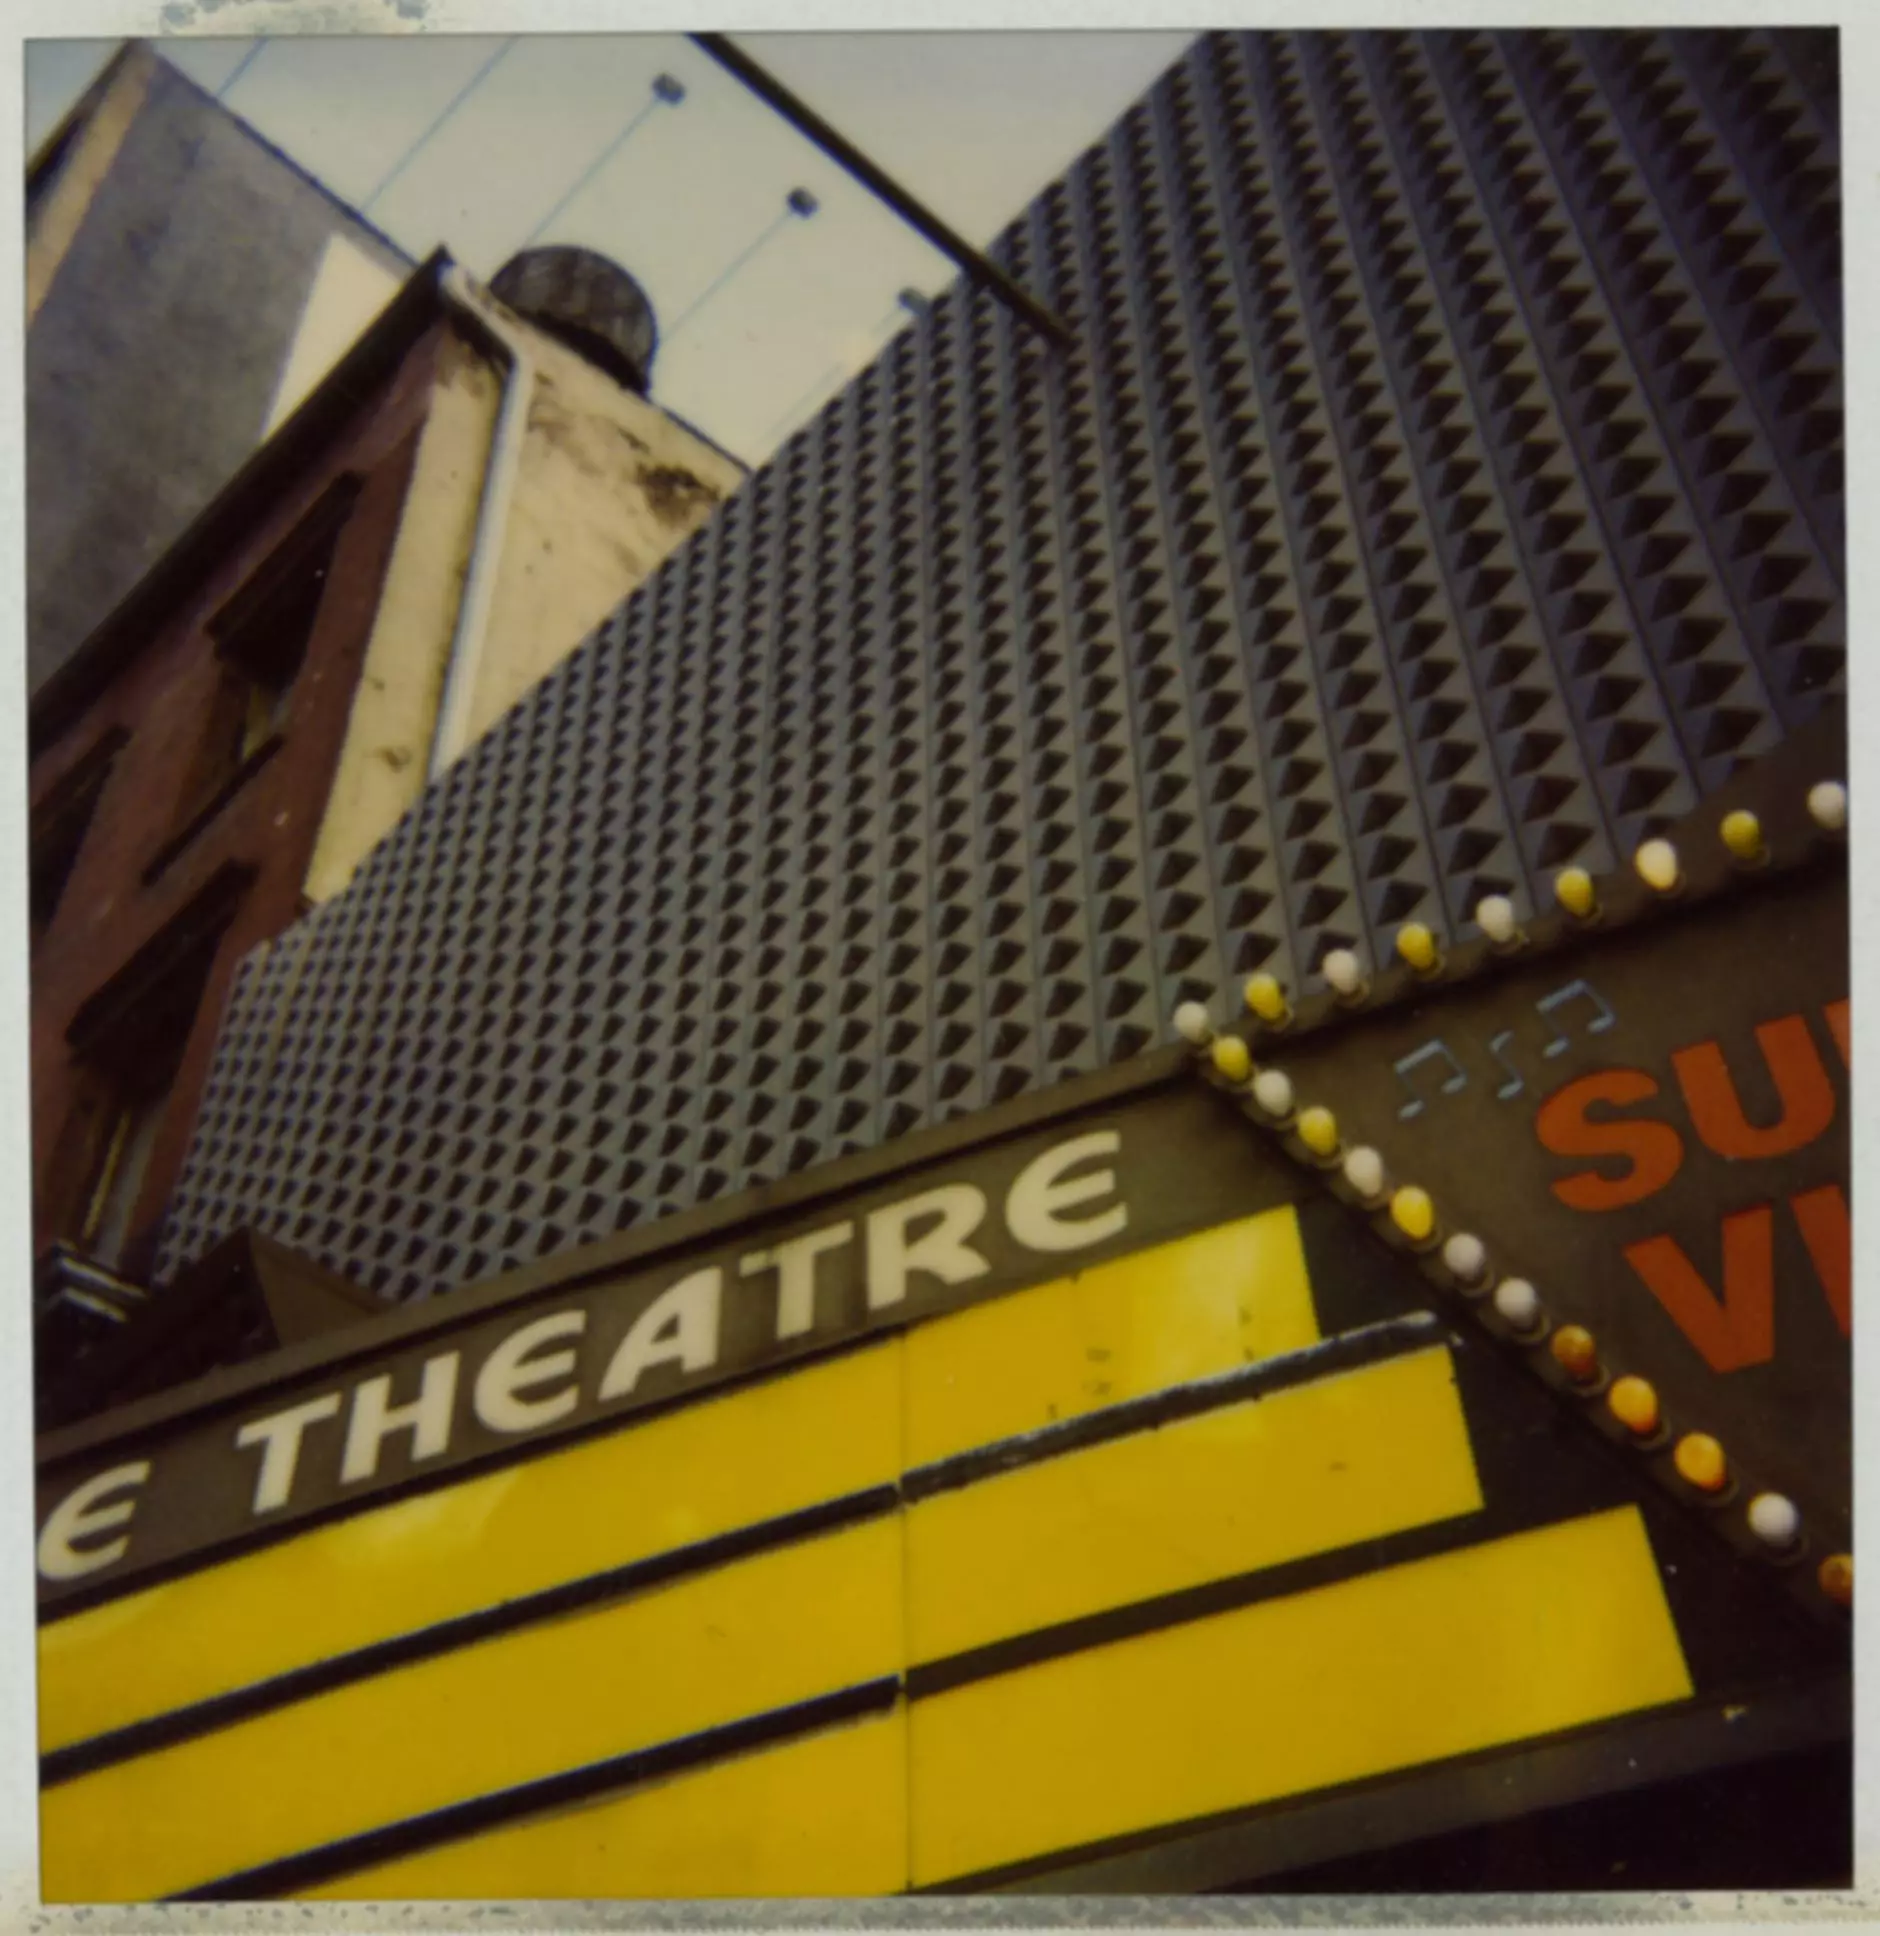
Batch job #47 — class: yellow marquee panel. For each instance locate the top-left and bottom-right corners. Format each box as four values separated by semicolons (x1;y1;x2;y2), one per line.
301;1707;910;1901
902;1206;1318;1469
41;1516;904;1903
906;1344;1481;1666
906;1506;1692;1886
38;1339;903;1758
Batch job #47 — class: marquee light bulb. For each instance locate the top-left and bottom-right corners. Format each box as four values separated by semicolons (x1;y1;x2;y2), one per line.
1210;1035;1252;1084
1322;948;1367;1000
1808;780;1847;834
1502;1270;1541;1331
1720;809;1765;864
1819;1552;1853;1607
1252;1068;1294;1119
1634;838;1682;895
1554;867;1598;920
1746;1492;1801;1551
1674;1432;1728;1494
1493;1276;1542;1332
1607;1375;1660;1436
1243;973;1291;1025
1174;1001;1213;1048
1476;894;1520;948
1550;1324;1600;1383
1442;1231;1488;1288
1296;1105;1338;1158
1389;1184;1435;1245
1396;922;1440;973
1343;1145;1386;1201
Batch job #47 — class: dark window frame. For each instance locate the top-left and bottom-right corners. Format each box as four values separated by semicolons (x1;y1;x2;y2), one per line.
49;863;257;1264
160;472;364;863
30;725;130;934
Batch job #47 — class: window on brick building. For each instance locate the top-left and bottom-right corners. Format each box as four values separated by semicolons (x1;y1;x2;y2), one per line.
30;726;128;935
43;864;254;1267
167;474;362;843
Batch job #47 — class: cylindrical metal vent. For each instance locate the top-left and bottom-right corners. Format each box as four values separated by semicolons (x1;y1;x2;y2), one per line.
488;246;659;394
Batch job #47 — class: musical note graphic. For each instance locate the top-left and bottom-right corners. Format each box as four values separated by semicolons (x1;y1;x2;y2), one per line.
1394;1038;1467;1119
1487;1029;1524;1100
1538;979;1615;1058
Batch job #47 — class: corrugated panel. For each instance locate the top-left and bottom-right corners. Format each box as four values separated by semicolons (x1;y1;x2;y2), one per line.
156;29;1843;1304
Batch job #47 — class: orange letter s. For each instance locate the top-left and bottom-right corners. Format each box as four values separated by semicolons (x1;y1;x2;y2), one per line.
1534;1070;1684;1212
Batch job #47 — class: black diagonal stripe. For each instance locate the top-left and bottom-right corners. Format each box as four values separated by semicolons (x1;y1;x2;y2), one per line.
48;1312;1456;1800
902;1311;1446;1504
48;1318;1444;1785
43;1481;900;1788
172;1675;904;1902
904;1498;1511;1702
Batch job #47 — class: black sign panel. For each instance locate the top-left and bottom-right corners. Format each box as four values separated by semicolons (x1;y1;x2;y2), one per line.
1262;861;1848;1548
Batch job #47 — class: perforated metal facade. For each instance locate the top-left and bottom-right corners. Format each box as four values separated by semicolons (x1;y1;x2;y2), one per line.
157;28;1843;1302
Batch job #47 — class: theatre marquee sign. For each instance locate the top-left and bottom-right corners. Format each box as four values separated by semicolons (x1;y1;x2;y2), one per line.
36;1074;1292;1609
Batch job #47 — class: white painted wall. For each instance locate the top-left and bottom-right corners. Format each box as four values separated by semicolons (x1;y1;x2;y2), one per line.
263;233;407;436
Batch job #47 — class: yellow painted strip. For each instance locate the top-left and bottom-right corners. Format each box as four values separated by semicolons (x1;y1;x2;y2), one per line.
301;1708;909;1901
907;1506;1692;1886
907;1344;1480;1666
44;1212;1311;1757
41;1517;903;1904
903;1206;1318;1468
39;1340;902;1756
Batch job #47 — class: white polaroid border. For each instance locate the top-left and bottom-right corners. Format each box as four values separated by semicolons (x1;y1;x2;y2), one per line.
2;2;1871;1932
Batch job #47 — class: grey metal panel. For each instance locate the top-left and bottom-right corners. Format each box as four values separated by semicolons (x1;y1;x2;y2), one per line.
27;56;409;691
156;29;1843;1304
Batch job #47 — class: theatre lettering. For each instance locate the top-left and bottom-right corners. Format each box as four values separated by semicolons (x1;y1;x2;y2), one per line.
38;1129;1130;1590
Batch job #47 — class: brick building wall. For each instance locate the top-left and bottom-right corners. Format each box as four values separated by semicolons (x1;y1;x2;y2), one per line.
29;331;440;1277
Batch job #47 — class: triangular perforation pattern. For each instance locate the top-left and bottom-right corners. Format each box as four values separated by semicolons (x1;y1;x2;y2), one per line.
154;27;1845;1302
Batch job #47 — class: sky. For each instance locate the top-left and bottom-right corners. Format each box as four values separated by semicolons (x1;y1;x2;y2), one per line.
25;29;1194;461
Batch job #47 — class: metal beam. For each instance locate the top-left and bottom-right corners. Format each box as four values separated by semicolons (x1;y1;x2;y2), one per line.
689;33;1075;355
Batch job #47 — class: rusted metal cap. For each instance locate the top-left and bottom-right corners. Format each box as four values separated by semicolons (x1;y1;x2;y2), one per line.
489;245;659;394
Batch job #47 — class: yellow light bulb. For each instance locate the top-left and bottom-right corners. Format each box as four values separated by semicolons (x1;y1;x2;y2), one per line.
1296;1105;1339;1157
1210;1035;1252;1084
1243;973;1291;1025
1555;867;1598;919
1389;1185;1435;1244
1396;922;1439;973
1819;1553;1853;1607
1607;1375;1660;1436
1673;1432;1729;1494
1720;809;1765;864
1550;1324;1600;1383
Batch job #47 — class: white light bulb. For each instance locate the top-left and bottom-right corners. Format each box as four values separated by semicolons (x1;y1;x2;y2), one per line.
1493;1276;1541;1332
1252;1068;1294;1118
1173;1001;1212;1047
1747;1492;1802;1550
1476;895;1518;946
1635;838;1682;894
1322;948;1365;997
1442;1231;1488;1287
1343;1145;1385;1200
1808;780;1848;834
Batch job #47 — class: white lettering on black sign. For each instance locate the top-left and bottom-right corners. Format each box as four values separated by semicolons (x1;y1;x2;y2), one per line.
38;1128;1134;1590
